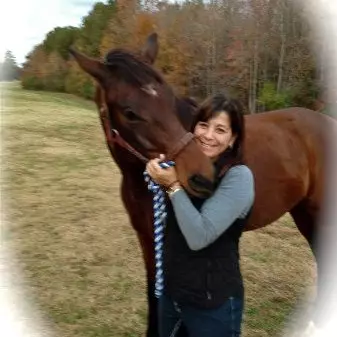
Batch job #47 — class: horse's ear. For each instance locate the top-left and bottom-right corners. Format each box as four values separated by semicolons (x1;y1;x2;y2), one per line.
69;47;108;84
141;33;159;64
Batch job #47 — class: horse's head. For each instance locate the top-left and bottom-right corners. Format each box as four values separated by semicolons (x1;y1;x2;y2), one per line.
69;33;215;197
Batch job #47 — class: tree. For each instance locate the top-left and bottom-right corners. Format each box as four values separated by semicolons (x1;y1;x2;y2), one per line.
20;0;323;111
43;26;79;59
21;45;48;90
76;1;117;57
0;51;20;81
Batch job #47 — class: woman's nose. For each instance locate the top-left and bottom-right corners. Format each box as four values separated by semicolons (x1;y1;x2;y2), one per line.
203;128;213;140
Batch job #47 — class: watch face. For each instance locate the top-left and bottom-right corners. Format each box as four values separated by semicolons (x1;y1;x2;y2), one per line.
167;187;175;195
167;186;180;196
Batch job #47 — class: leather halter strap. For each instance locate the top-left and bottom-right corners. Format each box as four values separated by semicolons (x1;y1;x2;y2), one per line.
111;129;148;163
97;96;194;163
166;132;194;159
111;129;194;163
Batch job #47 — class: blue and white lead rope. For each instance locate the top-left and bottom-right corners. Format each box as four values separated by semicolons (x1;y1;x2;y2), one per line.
143;160;175;298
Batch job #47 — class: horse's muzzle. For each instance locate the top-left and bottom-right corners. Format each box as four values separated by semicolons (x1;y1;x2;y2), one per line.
188;174;215;198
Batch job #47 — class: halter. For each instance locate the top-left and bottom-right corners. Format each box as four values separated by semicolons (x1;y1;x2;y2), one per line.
98;97;194;163
110;129;194;163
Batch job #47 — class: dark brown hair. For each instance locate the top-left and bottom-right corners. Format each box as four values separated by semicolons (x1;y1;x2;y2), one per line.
192;93;245;176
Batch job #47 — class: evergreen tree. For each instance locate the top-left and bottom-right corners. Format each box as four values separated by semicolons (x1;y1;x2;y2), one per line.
0;51;20;81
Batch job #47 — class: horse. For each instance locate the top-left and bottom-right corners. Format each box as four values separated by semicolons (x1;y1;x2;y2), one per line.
69;33;336;336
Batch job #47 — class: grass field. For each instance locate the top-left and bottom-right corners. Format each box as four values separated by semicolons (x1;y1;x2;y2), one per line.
2;82;316;337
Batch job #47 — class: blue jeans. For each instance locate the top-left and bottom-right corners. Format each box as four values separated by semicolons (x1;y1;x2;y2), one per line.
158;293;244;337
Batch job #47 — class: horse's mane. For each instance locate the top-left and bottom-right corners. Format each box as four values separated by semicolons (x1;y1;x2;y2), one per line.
104;49;163;87
174;96;199;131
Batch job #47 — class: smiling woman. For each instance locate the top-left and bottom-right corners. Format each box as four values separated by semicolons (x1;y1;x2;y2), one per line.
145;93;253;337
193;94;244;164
195;113;235;159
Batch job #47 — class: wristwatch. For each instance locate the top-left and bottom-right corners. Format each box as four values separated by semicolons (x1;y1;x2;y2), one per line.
166;187;181;197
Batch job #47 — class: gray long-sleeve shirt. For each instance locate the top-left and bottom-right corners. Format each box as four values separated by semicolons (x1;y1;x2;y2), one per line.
169;165;255;251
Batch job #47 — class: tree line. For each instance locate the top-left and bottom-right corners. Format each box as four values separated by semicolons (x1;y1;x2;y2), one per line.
21;0;327;113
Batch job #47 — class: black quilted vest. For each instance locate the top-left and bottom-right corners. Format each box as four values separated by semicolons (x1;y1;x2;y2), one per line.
163;167;250;309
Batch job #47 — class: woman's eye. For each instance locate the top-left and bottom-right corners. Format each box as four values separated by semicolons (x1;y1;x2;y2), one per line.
217;127;229;134
198;122;208;128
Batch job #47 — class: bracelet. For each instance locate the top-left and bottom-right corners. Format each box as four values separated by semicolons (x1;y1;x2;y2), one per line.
166;186;182;197
165;180;181;193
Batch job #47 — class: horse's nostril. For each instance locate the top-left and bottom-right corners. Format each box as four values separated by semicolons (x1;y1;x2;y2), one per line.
188;174;214;197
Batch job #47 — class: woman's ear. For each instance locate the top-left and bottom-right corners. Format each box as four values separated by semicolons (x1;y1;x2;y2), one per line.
229;134;237;148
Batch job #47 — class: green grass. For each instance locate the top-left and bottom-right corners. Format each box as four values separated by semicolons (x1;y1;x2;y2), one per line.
2;82;316;336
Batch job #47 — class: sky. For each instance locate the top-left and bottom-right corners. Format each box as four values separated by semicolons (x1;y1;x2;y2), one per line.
0;0;102;66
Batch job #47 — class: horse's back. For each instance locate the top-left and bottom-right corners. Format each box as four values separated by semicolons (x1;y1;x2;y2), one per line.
244;107;335;230
246;107;334;128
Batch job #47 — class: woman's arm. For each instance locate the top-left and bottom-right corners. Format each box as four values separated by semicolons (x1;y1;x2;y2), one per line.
169;165;255;251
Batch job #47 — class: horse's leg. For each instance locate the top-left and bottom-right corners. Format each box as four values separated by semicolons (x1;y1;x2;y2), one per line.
136;234;189;337
290;200;325;328
136;233;159;337
120;176;159;336
290;201;318;252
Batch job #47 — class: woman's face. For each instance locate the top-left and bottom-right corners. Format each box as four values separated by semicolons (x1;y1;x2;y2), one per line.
194;111;236;160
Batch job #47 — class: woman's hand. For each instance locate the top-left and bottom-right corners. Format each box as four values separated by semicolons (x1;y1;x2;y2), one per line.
146;154;180;188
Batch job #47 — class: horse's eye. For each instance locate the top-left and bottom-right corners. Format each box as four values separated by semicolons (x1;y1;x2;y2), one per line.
123;107;142;122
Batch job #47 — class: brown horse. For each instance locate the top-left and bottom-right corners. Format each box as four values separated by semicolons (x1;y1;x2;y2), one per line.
69;34;336;336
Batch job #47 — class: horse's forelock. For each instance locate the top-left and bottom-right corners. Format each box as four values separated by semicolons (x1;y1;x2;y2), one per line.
104;49;163;87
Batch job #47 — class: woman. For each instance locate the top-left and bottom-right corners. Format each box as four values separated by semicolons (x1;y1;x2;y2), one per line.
146;93;255;337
